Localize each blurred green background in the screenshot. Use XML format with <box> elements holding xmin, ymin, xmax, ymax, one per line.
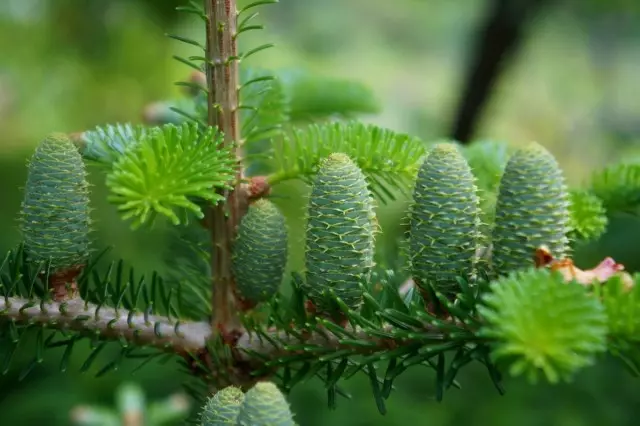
<box><xmin>1</xmin><ymin>0</ymin><xmax>640</xmax><ymax>424</ymax></box>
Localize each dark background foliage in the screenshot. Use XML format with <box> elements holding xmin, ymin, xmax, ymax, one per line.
<box><xmin>0</xmin><ymin>0</ymin><xmax>640</xmax><ymax>424</ymax></box>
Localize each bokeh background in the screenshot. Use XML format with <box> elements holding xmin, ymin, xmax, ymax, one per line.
<box><xmin>1</xmin><ymin>0</ymin><xmax>640</xmax><ymax>425</ymax></box>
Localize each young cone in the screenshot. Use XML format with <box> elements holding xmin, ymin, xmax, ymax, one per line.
<box><xmin>200</xmin><ymin>386</ymin><xmax>245</xmax><ymax>426</ymax></box>
<box><xmin>304</xmin><ymin>152</ymin><xmax>375</xmax><ymax>316</ymax></box>
<box><xmin>20</xmin><ymin>133</ymin><xmax>92</xmax><ymax>273</ymax></box>
<box><xmin>491</xmin><ymin>143</ymin><xmax>570</xmax><ymax>275</ymax></box>
<box><xmin>236</xmin><ymin>382</ymin><xmax>296</xmax><ymax>426</ymax></box>
<box><xmin>409</xmin><ymin>143</ymin><xmax>481</xmax><ymax>298</ymax></box>
<box><xmin>232</xmin><ymin>199</ymin><xmax>288</xmax><ymax>306</ymax></box>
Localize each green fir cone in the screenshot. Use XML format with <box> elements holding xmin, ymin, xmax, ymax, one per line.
<box><xmin>200</xmin><ymin>386</ymin><xmax>245</xmax><ymax>426</ymax></box>
<box><xmin>304</xmin><ymin>153</ymin><xmax>375</xmax><ymax>314</ymax></box>
<box><xmin>232</xmin><ymin>199</ymin><xmax>288</xmax><ymax>304</ymax></box>
<box><xmin>409</xmin><ymin>143</ymin><xmax>481</xmax><ymax>296</ymax></box>
<box><xmin>491</xmin><ymin>143</ymin><xmax>570</xmax><ymax>275</ymax></box>
<box><xmin>20</xmin><ymin>133</ymin><xmax>91</xmax><ymax>272</ymax></box>
<box><xmin>236</xmin><ymin>382</ymin><xmax>296</xmax><ymax>426</ymax></box>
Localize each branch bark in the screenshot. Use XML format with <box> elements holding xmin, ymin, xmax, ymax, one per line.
<box><xmin>204</xmin><ymin>0</ymin><xmax>244</xmax><ymax>331</ymax></box>
<box><xmin>0</xmin><ymin>296</ymin><xmax>212</xmax><ymax>352</ymax></box>
<box><xmin>0</xmin><ymin>295</ymin><xmax>407</xmax><ymax>358</ymax></box>
<box><xmin>0</xmin><ymin>296</ymin><xmax>463</xmax><ymax>375</ymax></box>
<box><xmin>234</xmin><ymin>324</ymin><xmax>418</xmax><ymax>360</ymax></box>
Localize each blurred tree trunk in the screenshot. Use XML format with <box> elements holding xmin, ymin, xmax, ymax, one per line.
<box><xmin>450</xmin><ymin>0</ymin><xmax>553</xmax><ymax>143</ymax></box>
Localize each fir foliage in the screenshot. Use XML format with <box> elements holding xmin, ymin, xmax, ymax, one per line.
<box><xmin>79</xmin><ymin>123</ymin><xmax>147</xmax><ymax>167</ymax></box>
<box><xmin>0</xmin><ymin>245</ymin><xmax>202</xmax><ymax>381</ymax></box>
<box><xmin>593</xmin><ymin>275</ymin><xmax>640</xmax><ymax>373</ymax></box>
<box><xmin>20</xmin><ymin>133</ymin><xmax>92</xmax><ymax>272</ymax></box>
<box><xmin>240</xmin><ymin>68</ymin><xmax>289</xmax><ymax>146</ymax></box>
<box><xmin>149</xmin><ymin>98</ymin><xmax>201</xmax><ymax>126</ymax></box>
<box><xmin>136</xmin><ymin>67</ymin><xmax>376</xmax><ymax>140</ymax></box>
<box><xmin>163</xmin><ymin>222</ymin><xmax>212</xmax><ymax>320</ymax></box>
<box><xmin>596</xmin><ymin>275</ymin><xmax>640</xmax><ymax>341</ymax></box>
<box><xmin>278</xmin><ymin>69</ymin><xmax>380</xmax><ymax>121</ymax></box>
<box><xmin>589</xmin><ymin>161</ymin><xmax>640</xmax><ymax>216</ymax></box>
<box><xmin>269</xmin><ymin>121</ymin><xmax>427</xmax><ymax>202</ymax></box>
<box><xmin>568</xmin><ymin>189</ymin><xmax>608</xmax><ymax>242</ymax></box>
<box><xmin>157</xmin><ymin>67</ymin><xmax>290</xmax><ymax>146</ymax></box>
<box><xmin>106</xmin><ymin>122</ymin><xmax>236</xmax><ymax>228</ymax></box>
<box><xmin>478</xmin><ymin>268</ymin><xmax>608</xmax><ymax>384</ymax></box>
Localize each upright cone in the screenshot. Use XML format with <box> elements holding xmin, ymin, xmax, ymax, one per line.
<box><xmin>236</xmin><ymin>382</ymin><xmax>296</xmax><ymax>426</ymax></box>
<box><xmin>232</xmin><ymin>199</ymin><xmax>288</xmax><ymax>305</ymax></box>
<box><xmin>200</xmin><ymin>386</ymin><xmax>244</xmax><ymax>425</ymax></box>
<box><xmin>409</xmin><ymin>143</ymin><xmax>481</xmax><ymax>297</ymax></box>
<box><xmin>20</xmin><ymin>133</ymin><xmax>91</xmax><ymax>272</ymax></box>
<box><xmin>491</xmin><ymin>143</ymin><xmax>570</xmax><ymax>275</ymax></box>
<box><xmin>304</xmin><ymin>153</ymin><xmax>375</xmax><ymax>315</ymax></box>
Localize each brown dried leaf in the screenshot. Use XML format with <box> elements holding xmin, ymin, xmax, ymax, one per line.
<box><xmin>534</xmin><ymin>245</ymin><xmax>634</xmax><ymax>289</ymax></box>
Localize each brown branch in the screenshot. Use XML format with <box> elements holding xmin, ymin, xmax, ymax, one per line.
<box><xmin>0</xmin><ymin>296</ymin><xmax>212</xmax><ymax>352</ymax></box>
<box><xmin>0</xmin><ymin>293</ymin><xmax>443</xmax><ymax>358</ymax></box>
<box><xmin>0</xmin><ymin>294</ymin><xmax>468</xmax><ymax>385</ymax></box>
<box><xmin>204</xmin><ymin>0</ymin><xmax>244</xmax><ymax>331</ymax></box>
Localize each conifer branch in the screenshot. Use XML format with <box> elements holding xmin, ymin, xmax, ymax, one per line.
<box><xmin>0</xmin><ymin>296</ymin><xmax>212</xmax><ymax>352</ymax></box>
<box><xmin>0</xmin><ymin>291</ymin><xmax>459</xmax><ymax>372</ymax></box>
<box><xmin>0</xmin><ymin>292</ymin><xmax>453</xmax><ymax>368</ymax></box>
<box><xmin>234</xmin><ymin>323</ymin><xmax>430</xmax><ymax>361</ymax></box>
<box><xmin>8</xmin><ymin>2</ymin><xmax>640</xmax><ymax>421</ymax></box>
<box><xmin>204</xmin><ymin>0</ymin><xmax>244</xmax><ymax>331</ymax></box>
